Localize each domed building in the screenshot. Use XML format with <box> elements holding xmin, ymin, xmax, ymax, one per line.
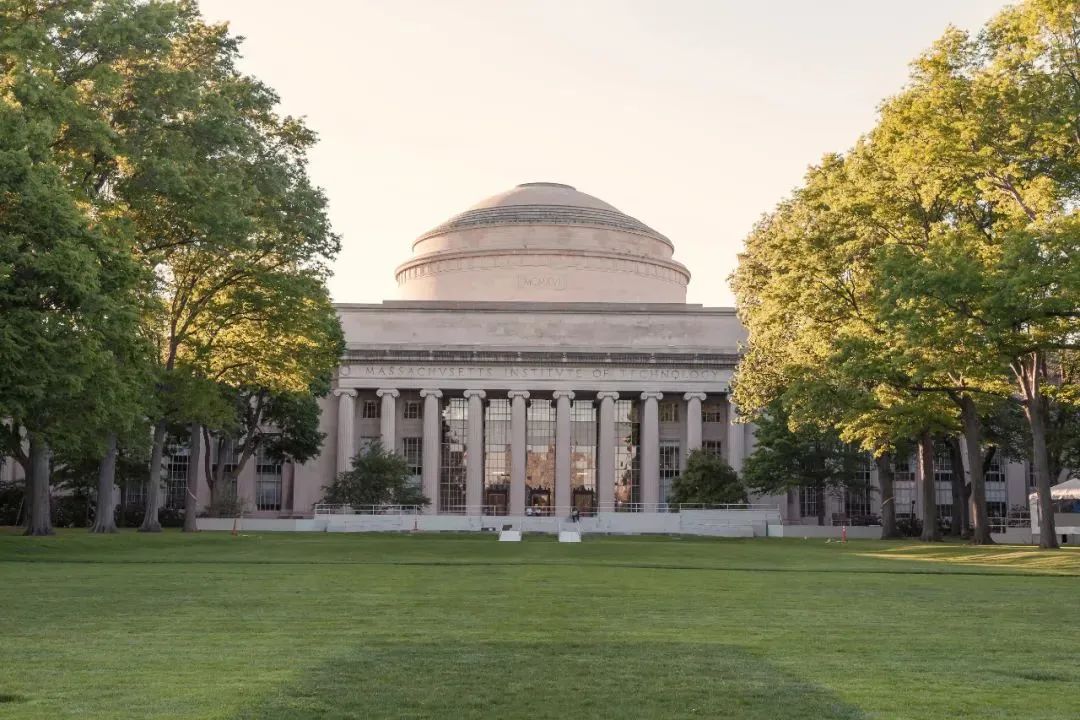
<box><xmin>395</xmin><ymin>182</ymin><xmax>690</xmax><ymax>303</ymax></box>
<box><xmin>289</xmin><ymin>182</ymin><xmax>755</xmax><ymax>523</ymax></box>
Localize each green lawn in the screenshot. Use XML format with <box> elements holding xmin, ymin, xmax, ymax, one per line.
<box><xmin>1</xmin><ymin>531</ymin><xmax>1078</xmax><ymax>719</ymax></box>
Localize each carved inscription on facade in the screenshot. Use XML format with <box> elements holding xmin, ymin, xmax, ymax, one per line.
<box><xmin>349</xmin><ymin>365</ymin><xmax>724</xmax><ymax>382</ymax></box>
<box><xmin>516</xmin><ymin>275</ymin><xmax>567</xmax><ymax>291</ymax></box>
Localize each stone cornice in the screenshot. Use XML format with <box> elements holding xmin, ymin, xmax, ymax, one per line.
<box><xmin>413</xmin><ymin>204</ymin><xmax>674</xmax><ymax>251</ymax></box>
<box><xmin>342</xmin><ymin>348</ymin><xmax>739</xmax><ymax>368</ymax></box>
<box><xmin>336</xmin><ymin>300</ymin><xmax>738</xmax><ymax>316</ymax></box>
<box><xmin>394</xmin><ymin>247</ymin><xmax>690</xmax><ymax>288</ymax></box>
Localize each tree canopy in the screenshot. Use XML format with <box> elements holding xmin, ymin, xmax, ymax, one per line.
<box><xmin>733</xmin><ymin>0</ymin><xmax>1080</xmax><ymax>548</ymax></box>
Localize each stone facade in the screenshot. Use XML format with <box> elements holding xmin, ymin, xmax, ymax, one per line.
<box><xmin>396</xmin><ymin>183</ymin><xmax>690</xmax><ymax>303</ymax></box>
<box><xmin>0</xmin><ymin>180</ymin><xmax>1040</xmax><ymax>530</ymax></box>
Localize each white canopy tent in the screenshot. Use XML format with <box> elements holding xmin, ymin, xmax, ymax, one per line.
<box><xmin>1029</xmin><ymin>478</ymin><xmax>1080</xmax><ymax>542</ymax></box>
<box><xmin>1048</xmin><ymin>478</ymin><xmax>1080</xmax><ymax>500</ymax></box>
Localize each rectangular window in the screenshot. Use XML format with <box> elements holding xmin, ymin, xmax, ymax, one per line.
<box><xmin>402</xmin><ymin>437</ymin><xmax>422</xmax><ymax>480</ymax></box>
<box><xmin>484</xmin><ymin>400</ymin><xmax>510</xmax><ymax>515</ymax></box>
<box><xmin>894</xmin><ymin>455</ymin><xmax>915</xmax><ymax>483</ymax></box>
<box><xmin>1027</xmin><ymin>462</ymin><xmax>1038</xmax><ymax>488</ymax></box>
<box><xmin>404</xmin><ymin>400</ymin><xmax>421</xmax><ymax>420</ymax></box>
<box><xmin>933</xmin><ymin>442</ymin><xmax>953</xmax><ymax>525</ymax></box>
<box><xmin>571</xmin><ymin>400</ymin><xmax>597</xmax><ymax>515</ymax></box>
<box><xmin>800</xmin><ymin>487</ymin><xmax>819</xmax><ymax>519</ymax></box>
<box><xmin>893</xmin><ymin>454</ymin><xmax>916</xmax><ymax>517</ymax></box>
<box><xmin>164</xmin><ymin>441</ymin><xmax>189</xmax><ymax>510</ymax></box>
<box><xmin>702</xmin><ymin>440</ymin><xmax>722</xmax><ymax>457</ymax></box>
<box><xmin>440</xmin><ymin>398</ymin><xmax>468</xmax><ymax>514</ymax></box>
<box><xmin>659</xmin><ymin>401</ymin><xmax>679</xmax><ymax>423</ymax></box>
<box><xmin>985</xmin><ymin>457</ymin><xmax>1007</xmax><ymax>520</ymax></box>
<box><xmin>659</xmin><ymin>441</ymin><xmax>680</xmax><ymax>509</ymax></box>
<box><xmin>702</xmin><ymin>403</ymin><xmax>723</xmax><ymax>423</ymax></box>
<box><xmin>124</xmin><ymin>482</ymin><xmax>145</xmax><ymax>508</ymax></box>
<box><xmin>361</xmin><ymin>400</ymin><xmax>380</xmax><ymax>419</ymax></box>
<box><xmin>526</xmin><ymin>400</ymin><xmax>555</xmax><ymax>515</ymax></box>
<box><xmin>845</xmin><ymin>458</ymin><xmax>872</xmax><ymax>518</ymax></box>
<box><xmin>613</xmin><ymin>400</ymin><xmax>640</xmax><ymax>510</ymax></box>
<box><xmin>255</xmin><ymin>444</ymin><xmax>282</xmax><ymax>512</ymax></box>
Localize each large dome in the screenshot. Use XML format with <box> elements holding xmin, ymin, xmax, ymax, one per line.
<box><xmin>395</xmin><ymin>182</ymin><xmax>690</xmax><ymax>303</ymax></box>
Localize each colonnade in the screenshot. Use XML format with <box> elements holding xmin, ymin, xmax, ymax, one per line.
<box><xmin>332</xmin><ymin>387</ymin><xmax>745</xmax><ymax>514</ymax></box>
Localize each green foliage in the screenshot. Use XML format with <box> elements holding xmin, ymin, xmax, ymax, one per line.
<box><xmin>203</xmin><ymin>494</ymin><xmax>248</xmax><ymax>520</ymax></box>
<box><xmin>322</xmin><ymin>442</ymin><xmax>430</xmax><ymax>509</ymax></box>
<box><xmin>667</xmin><ymin>450</ymin><xmax>746</xmax><ymax>506</ymax></box>
<box><xmin>731</xmin><ymin>0</ymin><xmax>1080</xmax><ymax>546</ymax></box>
<box><xmin>741</xmin><ymin>403</ymin><xmax>864</xmax><ymax>501</ymax></box>
<box><xmin>2</xmin><ymin>1</ymin><xmax>343</xmax><ymax>531</ymax></box>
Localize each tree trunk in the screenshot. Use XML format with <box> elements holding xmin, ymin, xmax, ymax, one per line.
<box><xmin>876</xmin><ymin>453</ymin><xmax>899</xmax><ymax>539</ymax></box>
<box><xmin>183</xmin><ymin>423</ymin><xmax>202</xmax><ymax>532</ymax></box>
<box><xmin>1014</xmin><ymin>352</ymin><xmax>1058</xmax><ymax>549</ymax></box>
<box><xmin>918</xmin><ymin>431</ymin><xmax>940</xmax><ymax>542</ymax></box>
<box><xmin>947</xmin><ymin>437</ymin><xmax>966</xmax><ymax>537</ymax></box>
<box><xmin>960</xmin><ymin>395</ymin><xmax>994</xmax><ymax>545</ymax></box>
<box><xmin>210</xmin><ymin>435</ymin><xmax>235</xmax><ymax>508</ymax></box>
<box><xmin>817</xmin><ymin>485</ymin><xmax>826</xmax><ymax>526</ymax></box>
<box><xmin>24</xmin><ymin>434</ymin><xmax>53</xmax><ymax>536</ymax></box>
<box><xmin>140</xmin><ymin>420</ymin><xmax>168</xmax><ymax>533</ymax></box>
<box><xmin>1027</xmin><ymin>392</ymin><xmax>1059</xmax><ymax>549</ymax></box>
<box><xmin>90</xmin><ymin>433</ymin><xmax>119</xmax><ymax>533</ymax></box>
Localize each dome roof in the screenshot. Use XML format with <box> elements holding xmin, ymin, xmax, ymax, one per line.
<box><xmin>416</xmin><ymin>182</ymin><xmax>671</xmax><ymax>248</ymax></box>
<box><xmin>396</xmin><ymin>182</ymin><xmax>690</xmax><ymax>304</ymax></box>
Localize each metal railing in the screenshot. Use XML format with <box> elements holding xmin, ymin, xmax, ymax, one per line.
<box><xmin>313</xmin><ymin>504</ymin><xmax>423</xmax><ymax>516</ymax></box>
<box><xmin>314</xmin><ymin>502</ymin><xmax>779</xmax><ymax>516</ymax></box>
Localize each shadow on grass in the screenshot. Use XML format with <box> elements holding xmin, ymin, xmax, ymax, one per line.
<box><xmin>234</xmin><ymin>641</ymin><xmax>864</xmax><ymax>720</ymax></box>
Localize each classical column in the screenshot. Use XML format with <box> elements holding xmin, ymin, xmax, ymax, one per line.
<box><xmin>640</xmin><ymin>392</ymin><xmax>663</xmax><ymax>509</ymax></box>
<box><xmin>464</xmin><ymin>389</ymin><xmax>486</xmax><ymax>515</ymax></box>
<box><xmin>727</xmin><ymin>395</ymin><xmax>746</xmax><ymax>472</ymax></box>
<box><xmin>333</xmin><ymin>388</ymin><xmax>358</xmax><ymax>476</ymax></box>
<box><xmin>553</xmin><ymin>390</ymin><xmax>575</xmax><ymax>513</ymax></box>
<box><xmin>376</xmin><ymin>388</ymin><xmax>399</xmax><ymax>452</ymax></box>
<box><xmin>596</xmin><ymin>392</ymin><xmax>619</xmax><ymax>511</ymax></box>
<box><xmin>508</xmin><ymin>391</ymin><xmax>529</xmax><ymax>517</ymax></box>
<box><xmin>684</xmin><ymin>392</ymin><xmax>706</xmax><ymax>454</ymax></box>
<box><xmin>420</xmin><ymin>389</ymin><xmax>442</xmax><ymax>513</ymax></box>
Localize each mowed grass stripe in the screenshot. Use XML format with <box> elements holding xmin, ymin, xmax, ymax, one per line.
<box><xmin>1</xmin><ymin>531</ymin><xmax>1078</xmax><ymax>719</ymax></box>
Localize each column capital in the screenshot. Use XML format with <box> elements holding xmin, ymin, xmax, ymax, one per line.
<box><xmin>683</xmin><ymin>392</ymin><xmax>707</xmax><ymax>402</ymax></box>
<box><xmin>640</xmin><ymin>392</ymin><xmax>664</xmax><ymax>401</ymax></box>
<box><xmin>419</xmin><ymin>389</ymin><xmax>443</xmax><ymax>399</ymax></box>
<box><xmin>463</xmin><ymin>389</ymin><xmax>486</xmax><ymax>400</ymax></box>
<box><xmin>552</xmin><ymin>390</ymin><xmax>575</xmax><ymax>401</ymax></box>
<box><xmin>507</xmin><ymin>390</ymin><xmax>531</xmax><ymax>400</ymax></box>
<box><xmin>596</xmin><ymin>391</ymin><xmax>620</xmax><ymax>401</ymax></box>
<box><xmin>376</xmin><ymin>388</ymin><xmax>400</xmax><ymax>398</ymax></box>
<box><xmin>333</xmin><ymin>388</ymin><xmax>358</xmax><ymax>398</ymax></box>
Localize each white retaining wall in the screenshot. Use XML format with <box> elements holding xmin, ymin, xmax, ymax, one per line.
<box><xmin>766</xmin><ymin>524</ymin><xmax>884</xmax><ymax>540</ymax></box>
<box><xmin>199</xmin><ymin>508</ymin><xmax>781</xmax><ymax>537</ymax></box>
<box><xmin>196</xmin><ymin>518</ymin><xmax>322</xmax><ymax>532</ymax></box>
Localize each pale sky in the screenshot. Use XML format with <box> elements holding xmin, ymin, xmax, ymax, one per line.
<box><xmin>199</xmin><ymin>0</ymin><xmax>1010</xmax><ymax>307</ymax></box>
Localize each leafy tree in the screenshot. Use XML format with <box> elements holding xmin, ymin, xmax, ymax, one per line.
<box><xmin>322</xmin><ymin>442</ymin><xmax>430</xmax><ymax>509</ymax></box>
<box><xmin>860</xmin><ymin>4</ymin><xmax>1080</xmax><ymax>547</ymax></box>
<box><xmin>667</xmin><ymin>450</ymin><xmax>746</xmax><ymax>506</ymax></box>
<box><xmin>741</xmin><ymin>404</ymin><xmax>864</xmax><ymax>526</ymax></box>
<box><xmin>0</xmin><ymin>90</ymin><xmax>147</xmax><ymax>535</ymax></box>
<box><xmin>731</xmin><ymin>151</ymin><xmax>957</xmax><ymax>541</ymax></box>
<box><xmin>733</xmin><ymin>1</ymin><xmax>1080</xmax><ymax>548</ymax></box>
<box><xmin>200</xmin><ymin>378</ymin><xmax>337</xmax><ymax>514</ymax></box>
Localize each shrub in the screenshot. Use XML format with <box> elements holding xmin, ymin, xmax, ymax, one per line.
<box><xmin>323</xmin><ymin>441</ymin><xmax>430</xmax><ymax>508</ymax></box>
<box><xmin>667</xmin><ymin>450</ymin><xmax>747</xmax><ymax>507</ymax></box>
